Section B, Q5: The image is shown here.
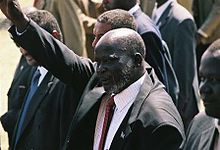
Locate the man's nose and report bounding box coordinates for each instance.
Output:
[199,80,212,96]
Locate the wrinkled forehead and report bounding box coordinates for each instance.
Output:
[94,41,118,55]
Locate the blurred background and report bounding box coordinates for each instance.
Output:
[0,1,33,149]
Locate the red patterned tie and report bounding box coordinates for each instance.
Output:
[98,96,115,150]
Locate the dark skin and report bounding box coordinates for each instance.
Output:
[0,0,145,95]
[199,50,220,119]
[102,0,136,11]
[0,0,29,32]
[94,29,146,94]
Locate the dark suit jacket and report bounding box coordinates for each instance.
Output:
[9,70,80,150]
[0,56,35,144]
[156,1,200,128]
[10,20,185,150]
[131,6,180,105]
[184,112,217,150]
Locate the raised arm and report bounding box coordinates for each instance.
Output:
[0,0,95,91]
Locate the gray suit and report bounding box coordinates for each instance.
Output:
[155,1,200,128]
[184,112,217,150]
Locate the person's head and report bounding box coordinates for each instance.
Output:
[19,8,62,66]
[102,0,137,11]
[199,39,220,119]
[92,9,137,47]
[94,28,146,94]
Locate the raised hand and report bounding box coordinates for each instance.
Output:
[0,0,29,31]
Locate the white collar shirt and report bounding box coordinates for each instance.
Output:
[128,4,140,15]
[151,0,175,24]
[37,66,48,86]
[93,72,147,150]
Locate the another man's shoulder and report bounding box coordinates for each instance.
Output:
[140,87,183,128]
[189,112,215,131]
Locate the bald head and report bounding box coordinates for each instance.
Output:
[94,28,146,94]
[201,39,220,61]
[95,28,146,57]
[199,39,220,119]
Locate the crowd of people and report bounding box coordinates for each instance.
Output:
[0,0,220,149]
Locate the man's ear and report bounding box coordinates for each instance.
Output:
[51,30,61,40]
[134,53,143,67]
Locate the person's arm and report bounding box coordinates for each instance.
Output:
[197,0,220,44]
[0,0,95,89]
[11,20,95,89]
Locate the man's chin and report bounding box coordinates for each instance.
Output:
[103,85,113,94]
[103,85,121,95]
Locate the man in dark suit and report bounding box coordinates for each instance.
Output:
[0,7,37,144]
[0,9,79,150]
[152,0,200,128]
[102,0,180,105]
[0,1,185,149]
[184,39,220,150]
[0,55,34,144]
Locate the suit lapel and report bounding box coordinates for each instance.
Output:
[18,72,55,140]
[127,69,153,126]
[156,1,174,28]
[198,121,216,150]
[111,69,154,148]
[73,86,105,129]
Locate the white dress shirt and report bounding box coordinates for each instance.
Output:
[93,72,147,150]
[128,3,140,15]
[151,0,175,24]
[37,66,48,86]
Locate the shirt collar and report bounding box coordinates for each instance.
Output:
[152,0,174,23]
[37,66,47,76]
[114,72,147,112]
[128,4,140,15]
[37,66,48,86]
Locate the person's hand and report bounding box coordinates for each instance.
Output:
[0,0,29,32]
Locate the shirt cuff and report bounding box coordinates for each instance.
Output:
[15,27,27,36]
[15,19,31,36]
[197,29,208,38]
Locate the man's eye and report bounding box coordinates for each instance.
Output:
[209,77,218,82]
[200,76,220,82]
[104,58,116,63]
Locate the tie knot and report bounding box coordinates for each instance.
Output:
[33,69,41,80]
[106,96,115,109]
[31,69,41,87]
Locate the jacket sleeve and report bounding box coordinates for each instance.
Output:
[9,20,95,92]
[199,0,220,40]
